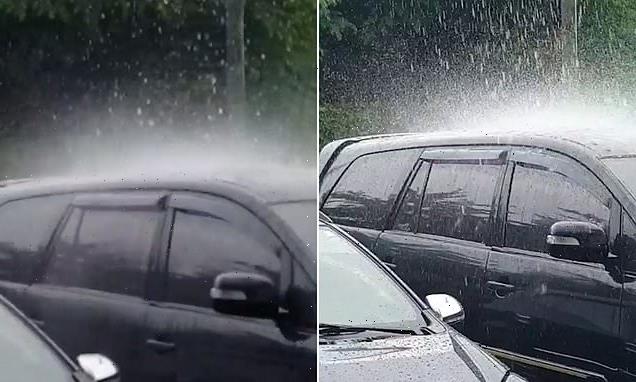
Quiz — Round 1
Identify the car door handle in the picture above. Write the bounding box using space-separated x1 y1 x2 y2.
145 339 176 354
486 281 516 298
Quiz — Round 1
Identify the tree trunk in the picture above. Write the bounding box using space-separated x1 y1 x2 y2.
225 0 247 131
560 0 578 84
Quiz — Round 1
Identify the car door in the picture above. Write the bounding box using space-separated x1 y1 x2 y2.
136 192 305 381
22 191 167 382
321 148 421 249
615 211 636 379
373 147 507 342
0 195 72 309
483 148 623 377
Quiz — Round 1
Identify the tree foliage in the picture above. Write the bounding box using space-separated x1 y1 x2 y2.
0 0 316 138
320 0 636 143
579 0 636 89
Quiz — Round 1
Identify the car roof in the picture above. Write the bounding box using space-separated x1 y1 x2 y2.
327 123 636 160
0 164 315 205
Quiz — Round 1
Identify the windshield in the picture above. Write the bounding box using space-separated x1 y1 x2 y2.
319 224 423 327
272 200 317 254
603 158 636 199
0 303 71 381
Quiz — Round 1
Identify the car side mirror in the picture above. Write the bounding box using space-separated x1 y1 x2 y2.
425 294 465 325
547 221 608 263
77 354 119 382
211 271 279 319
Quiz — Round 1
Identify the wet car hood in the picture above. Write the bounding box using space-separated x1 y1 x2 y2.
320 329 508 382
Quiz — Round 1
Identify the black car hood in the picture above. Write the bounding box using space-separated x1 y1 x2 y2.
320 329 508 382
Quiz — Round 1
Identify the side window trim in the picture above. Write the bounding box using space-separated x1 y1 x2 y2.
386 158 429 233
38 194 166 300
413 148 508 244
493 161 515 248
389 159 431 233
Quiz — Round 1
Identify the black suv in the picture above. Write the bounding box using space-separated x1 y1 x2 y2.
320 130 636 381
0 170 316 381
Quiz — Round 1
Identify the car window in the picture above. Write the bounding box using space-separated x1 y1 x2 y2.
166 210 281 308
44 208 161 297
0 302 72 382
393 161 430 232
322 149 419 230
319 225 422 327
506 161 612 253
0 195 71 283
620 212 636 274
418 162 502 243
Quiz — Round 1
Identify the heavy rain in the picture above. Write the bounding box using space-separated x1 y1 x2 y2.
319 1 636 382
0 1 317 381
320 0 636 143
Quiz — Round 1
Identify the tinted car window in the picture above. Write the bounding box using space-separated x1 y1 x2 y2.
0 301 72 382
167 210 281 308
506 162 611 252
418 162 501 243
394 161 430 232
322 149 419 230
0 195 70 282
618 211 636 274
44 208 160 297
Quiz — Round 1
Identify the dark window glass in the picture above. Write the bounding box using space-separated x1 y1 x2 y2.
418 162 501 243
167 210 281 308
0 195 70 282
323 150 419 230
394 161 430 232
44 209 160 297
620 212 636 273
506 163 611 252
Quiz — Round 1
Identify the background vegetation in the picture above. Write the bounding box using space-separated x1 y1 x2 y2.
0 0 316 176
320 0 636 146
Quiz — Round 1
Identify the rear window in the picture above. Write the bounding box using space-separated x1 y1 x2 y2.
322 149 419 230
418 162 502 243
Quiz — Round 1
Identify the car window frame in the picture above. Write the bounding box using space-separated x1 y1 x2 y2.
389 146 508 247
496 147 621 260
36 191 168 300
155 192 293 314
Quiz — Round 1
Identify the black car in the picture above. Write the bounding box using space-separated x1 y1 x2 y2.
0 293 119 382
319 219 526 382
319 129 636 381
0 168 316 381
